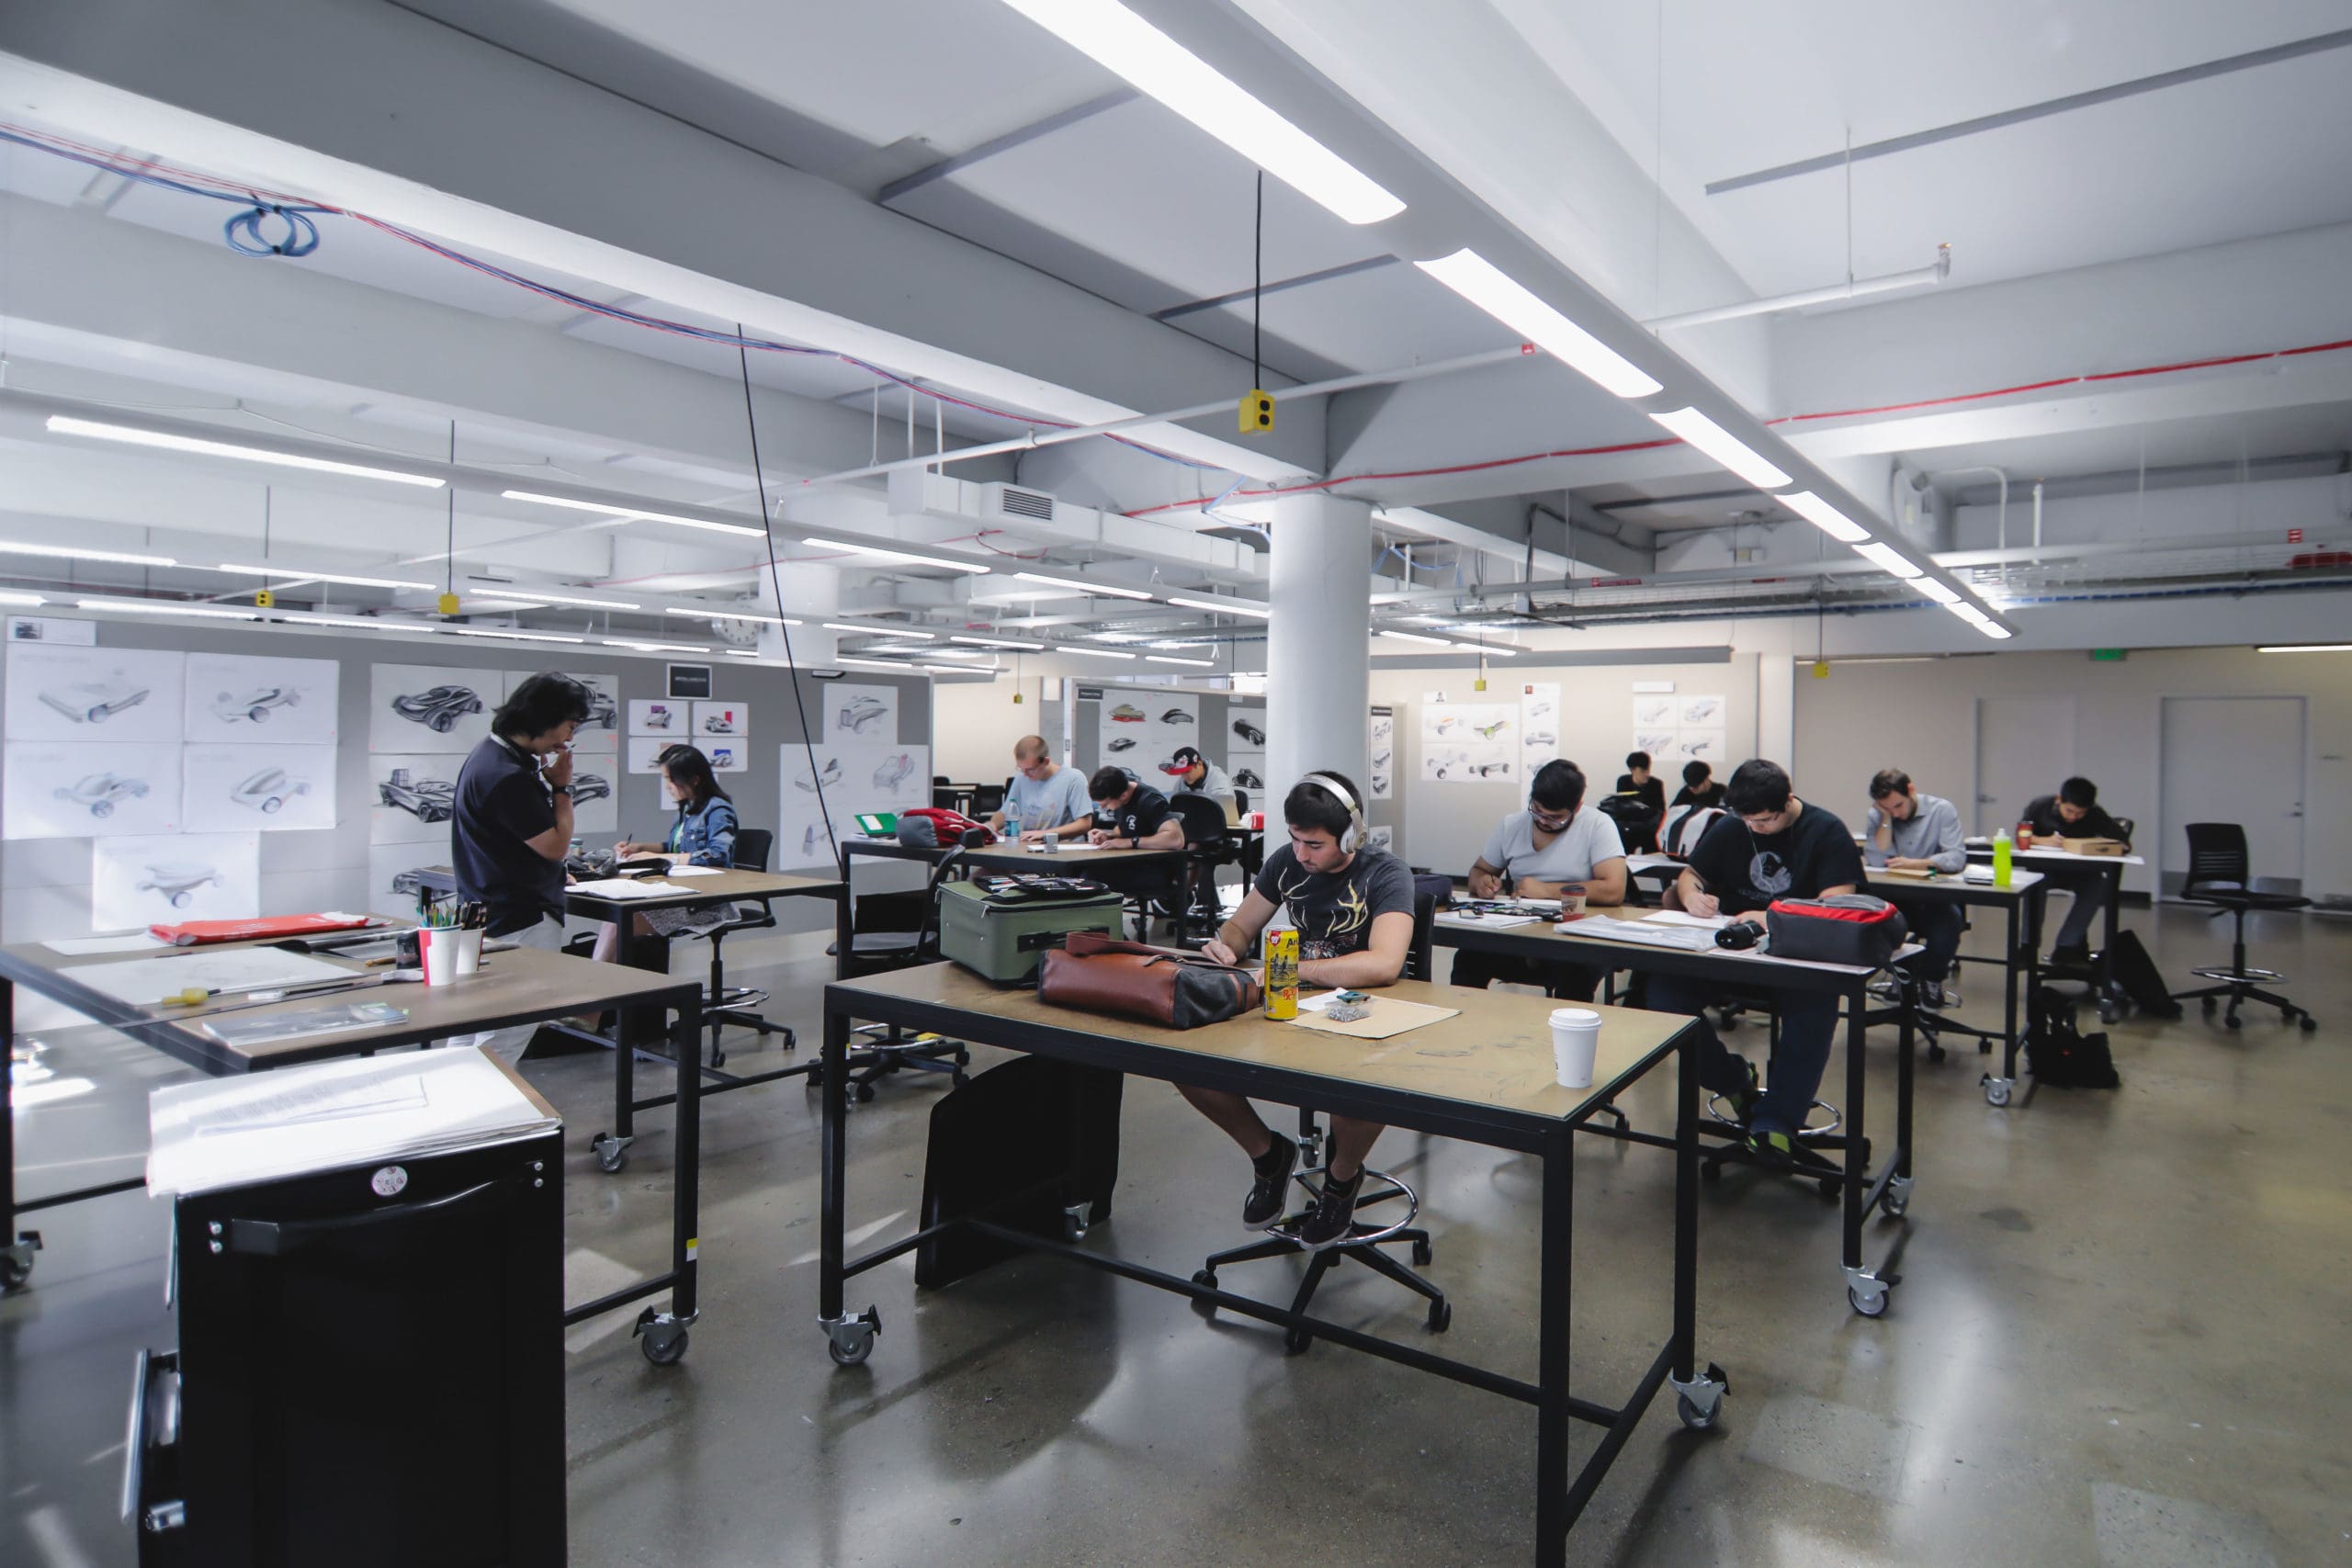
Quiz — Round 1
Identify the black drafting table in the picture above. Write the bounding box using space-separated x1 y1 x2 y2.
1861 866 2050 1108
1963 840 2144 1022
819 962 1721 1568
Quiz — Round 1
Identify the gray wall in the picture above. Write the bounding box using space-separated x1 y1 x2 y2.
0 618 929 943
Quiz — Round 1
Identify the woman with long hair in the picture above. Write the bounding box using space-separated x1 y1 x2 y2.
593 744 739 960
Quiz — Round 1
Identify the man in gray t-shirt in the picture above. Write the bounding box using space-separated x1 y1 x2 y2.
986 734 1092 841
1865 768 1966 1007
1159 746 1235 807
1457 760 1625 1001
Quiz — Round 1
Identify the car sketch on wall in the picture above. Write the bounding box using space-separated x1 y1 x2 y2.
1109 704 1146 723
837 695 889 734
703 710 740 734
1231 718 1264 746
571 773 612 803
583 689 618 729
640 703 675 731
137 863 220 909
212 686 300 725
1159 708 1193 726
1233 768 1262 789
379 768 457 822
1106 736 1136 752
40 681 150 725
390 684 484 733
232 768 310 815
873 753 915 790
794 758 844 791
55 773 150 818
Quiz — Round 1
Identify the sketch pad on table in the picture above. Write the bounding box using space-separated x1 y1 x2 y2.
1289 993 1460 1040
66 947 356 1007
1562 915 1722 953
567 877 678 899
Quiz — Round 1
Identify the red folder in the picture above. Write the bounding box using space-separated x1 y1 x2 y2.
148 914 379 946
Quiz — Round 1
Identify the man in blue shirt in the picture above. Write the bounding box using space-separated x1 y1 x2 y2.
986 735 1093 842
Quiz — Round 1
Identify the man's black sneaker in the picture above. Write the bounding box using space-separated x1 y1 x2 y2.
2050 942 2092 969
1720 1057 1763 1123
1867 977 1902 1005
1743 1128 1796 1168
1242 1140 1299 1227
1924 982 1957 1010
1297 1163 1367 1248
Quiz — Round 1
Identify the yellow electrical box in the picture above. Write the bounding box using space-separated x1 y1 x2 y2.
254 588 275 609
1474 676 1487 693
1238 389 1273 435
438 592 461 616
1812 660 1831 679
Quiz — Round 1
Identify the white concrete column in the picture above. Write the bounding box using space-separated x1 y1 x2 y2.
1267 493 1373 809
761 561 839 664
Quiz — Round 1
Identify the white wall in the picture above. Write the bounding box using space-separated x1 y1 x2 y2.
931 675 1048 784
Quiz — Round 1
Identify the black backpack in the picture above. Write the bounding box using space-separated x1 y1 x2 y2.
2105 929 2181 1020
2027 987 2120 1089
1596 793 1661 853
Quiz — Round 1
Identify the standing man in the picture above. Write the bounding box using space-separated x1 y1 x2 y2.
2018 776 2132 964
1454 760 1625 1000
1159 746 1236 808
1193 773 1415 1246
452 671 590 952
1865 768 1967 1008
1660 760 1865 1165
1086 766 1187 851
988 735 1092 842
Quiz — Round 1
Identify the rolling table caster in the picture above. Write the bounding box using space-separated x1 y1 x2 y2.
1878 1175 1913 1220
1671 1362 1729 1430
823 1306 882 1366
1982 1075 2015 1108
634 1306 692 1365
1062 1201 1093 1242
1844 1266 1897 1318
2 1231 40 1291
590 1131 634 1173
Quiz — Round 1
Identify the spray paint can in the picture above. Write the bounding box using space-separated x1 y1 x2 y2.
1263 928 1299 1020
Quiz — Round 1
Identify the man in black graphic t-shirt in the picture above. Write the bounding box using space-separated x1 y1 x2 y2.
1084 766 1185 850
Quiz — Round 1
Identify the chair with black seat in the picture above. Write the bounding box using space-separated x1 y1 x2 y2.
671 827 796 1068
1166 793 1242 944
2169 822 2317 1032
831 838 975 1100
1192 892 1453 1352
971 780 1007 818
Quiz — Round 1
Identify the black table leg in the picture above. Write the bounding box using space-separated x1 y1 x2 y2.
2002 898 2021 1066
1841 988 1867 1279
2 976 34 1292
1533 1123 1573 1568
817 1004 877 1364
671 991 702 1324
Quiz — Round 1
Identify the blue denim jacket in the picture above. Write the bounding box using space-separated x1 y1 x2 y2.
666 795 738 868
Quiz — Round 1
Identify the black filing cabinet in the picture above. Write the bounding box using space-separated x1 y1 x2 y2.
129 1129 567 1566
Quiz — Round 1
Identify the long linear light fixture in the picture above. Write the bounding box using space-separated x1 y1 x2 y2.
1852 541 1924 580
823 621 934 640
1377 629 1453 648
1146 653 1215 667
834 657 922 672
472 587 641 611
665 605 800 626
1648 408 1792 489
1056 644 1136 659
995 0 1404 226
1166 594 1272 620
950 634 1045 650
280 612 436 633
0 591 46 606
47 416 447 489
76 597 262 621
445 626 586 645
725 649 763 659
2258 643 2352 653
0 539 176 568
602 638 714 654
807 537 990 575
215 562 440 592
502 490 766 539
1775 491 1871 544
1914 579 1962 605
1012 570 1155 602
1414 249 1663 399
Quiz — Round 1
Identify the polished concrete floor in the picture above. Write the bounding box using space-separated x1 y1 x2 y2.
6 904 2348 1566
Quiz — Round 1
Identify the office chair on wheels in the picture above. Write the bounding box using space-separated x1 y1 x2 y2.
825 840 974 1101
681 828 793 1068
1166 793 1243 946
2169 822 2318 1032
1191 894 1453 1352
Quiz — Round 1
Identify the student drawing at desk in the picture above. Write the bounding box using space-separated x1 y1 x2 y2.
2017 775 2132 965
1191 772 1415 1247
1453 759 1625 1002
1864 768 1967 1010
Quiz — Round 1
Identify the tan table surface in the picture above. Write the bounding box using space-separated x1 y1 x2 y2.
1447 902 1913 979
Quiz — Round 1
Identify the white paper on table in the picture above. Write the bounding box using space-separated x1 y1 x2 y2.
67 947 355 1007
568 877 674 899
1296 989 1341 1013
1641 909 1732 929
45 932 171 955
1433 910 1541 930
1028 841 1102 852
657 863 724 877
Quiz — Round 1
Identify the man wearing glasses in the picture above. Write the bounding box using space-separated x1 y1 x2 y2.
986 734 1092 842
1452 759 1626 1001
1660 759 1864 1166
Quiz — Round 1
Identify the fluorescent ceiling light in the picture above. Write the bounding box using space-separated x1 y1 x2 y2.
0 539 175 568
2257 643 2352 653
280 612 435 632
502 490 765 538
600 638 713 654
995 0 1405 226
949 634 1044 650
1414 249 1663 399
1647 407 1792 489
1473 645 1519 658
214 562 439 592
473 587 641 611
1975 622 2013 639
806 537 990 575
664 606 800 626
823 622 935 640
1166 594 1272 620
1147 654 1215 667
1776 491 1872 544
725 649 763 658
1377 629 1453 648
834 657 919 671
1853 541 1924 580
445 626 585 644
1915 579 1962 604
77 597 262 621
1056 645 1136 659
47 415 446 489
1946 601 1992 626
1012 570 1154 602
924 649 990 660
920 664 982 675
0 591 45 606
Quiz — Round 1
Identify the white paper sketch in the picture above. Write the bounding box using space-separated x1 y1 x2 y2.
370 664 494 752
6 644 187 744
93 832 260 931
691 700 751 740
1633 695 1677 728
1676 728 1728 766
1227 705 1266 761
1635 729 1678 759
182 744 337 833
1520 682 1561 761
627 736 675 775
369 753 461 846
569 764 619 834
184 653 339 745
829 684 898 740
5 741 182 840
1368 710 1394 802
1137 693 1198 779
628 698 683 738
778 743 852 871
1365 824 1396 854
1679 694 1727 728
702 739 748 774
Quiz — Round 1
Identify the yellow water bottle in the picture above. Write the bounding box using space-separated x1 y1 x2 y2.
1992 829 2014 888
1263 929 1299 1020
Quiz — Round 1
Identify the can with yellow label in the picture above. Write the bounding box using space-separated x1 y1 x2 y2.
1263 928 1299 1020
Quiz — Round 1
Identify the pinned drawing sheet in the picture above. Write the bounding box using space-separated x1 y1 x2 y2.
65 946 355 1008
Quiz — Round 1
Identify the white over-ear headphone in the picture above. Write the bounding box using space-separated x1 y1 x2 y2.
1297 773 1365 855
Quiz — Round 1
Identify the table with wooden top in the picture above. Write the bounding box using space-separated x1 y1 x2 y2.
1432 903 1918 1319
818 961 1722 1568
1861 865 2051 1107
0 934 706 1359
1963 840 2145 1023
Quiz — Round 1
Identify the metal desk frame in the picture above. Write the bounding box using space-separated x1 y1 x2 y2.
1863 871 2052 1108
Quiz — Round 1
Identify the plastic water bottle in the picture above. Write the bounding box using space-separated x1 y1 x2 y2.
1992 829 2014 888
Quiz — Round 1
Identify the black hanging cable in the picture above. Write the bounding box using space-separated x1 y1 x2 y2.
739 327 840 866
1251 170 1263 390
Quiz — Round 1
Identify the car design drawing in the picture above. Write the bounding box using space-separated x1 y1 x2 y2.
213 686 300 725
390 684 483 733
794 758 844 791
837 695 889 735
709 747 737 769
571 773 612 803
639 703 675 731
1159 708 1194 726
873 753 915 790
1524 730 1556 748
1525 701 1555 720
1106 736 1137 753
1474 720 1510 739
1682 698 1722 724
1475 762 1512 779
1433 716 1464 737
232 768 310 815
40 681 150 725
801 823 824 858
1233 768 1262 789
55 773 150 818
136 863 221 909
702 710 740 734
583 689 618 729
1231 718 1264 746
1371 775 1390 795
1373 750 1392 771
390 868 429 900
1109 704 1147 723
379 768 457 822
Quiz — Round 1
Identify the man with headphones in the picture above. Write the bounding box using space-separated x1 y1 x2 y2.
1192 770 1417 1247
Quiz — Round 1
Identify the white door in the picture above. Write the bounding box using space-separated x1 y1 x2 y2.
1973 697 2075 838
2160 696 2305 894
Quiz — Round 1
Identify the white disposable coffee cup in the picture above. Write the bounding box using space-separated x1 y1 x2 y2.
421 927 460 987
454 928 485 976
1548 1007 1602 1089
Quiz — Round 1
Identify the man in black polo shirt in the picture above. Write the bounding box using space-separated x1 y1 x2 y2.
452 672 592 950
1085 765 1186 850
1658 758 1864 1166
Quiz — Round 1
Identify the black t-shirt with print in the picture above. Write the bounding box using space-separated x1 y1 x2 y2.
1095 781 1174 843
1252 844 1416 962
1616 774 1668 817
1671 782 1727 810
1685 801 1863 916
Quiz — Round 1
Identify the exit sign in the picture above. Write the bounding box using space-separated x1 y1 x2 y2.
2089 649 2128 662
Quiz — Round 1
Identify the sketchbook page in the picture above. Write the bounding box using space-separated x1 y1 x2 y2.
1641 909 1731 929
66 948 355 1007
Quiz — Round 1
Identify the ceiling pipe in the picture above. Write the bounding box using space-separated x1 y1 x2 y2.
1643 245 1951 332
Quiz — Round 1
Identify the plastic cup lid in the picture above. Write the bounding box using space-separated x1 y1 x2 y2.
1548 1008 1601 1027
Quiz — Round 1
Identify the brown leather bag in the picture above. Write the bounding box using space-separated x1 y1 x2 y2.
1036 931 1263 1029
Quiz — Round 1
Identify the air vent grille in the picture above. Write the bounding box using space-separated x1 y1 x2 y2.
994 486 1057 522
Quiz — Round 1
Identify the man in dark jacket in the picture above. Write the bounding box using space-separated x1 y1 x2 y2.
2018 775 2132 964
